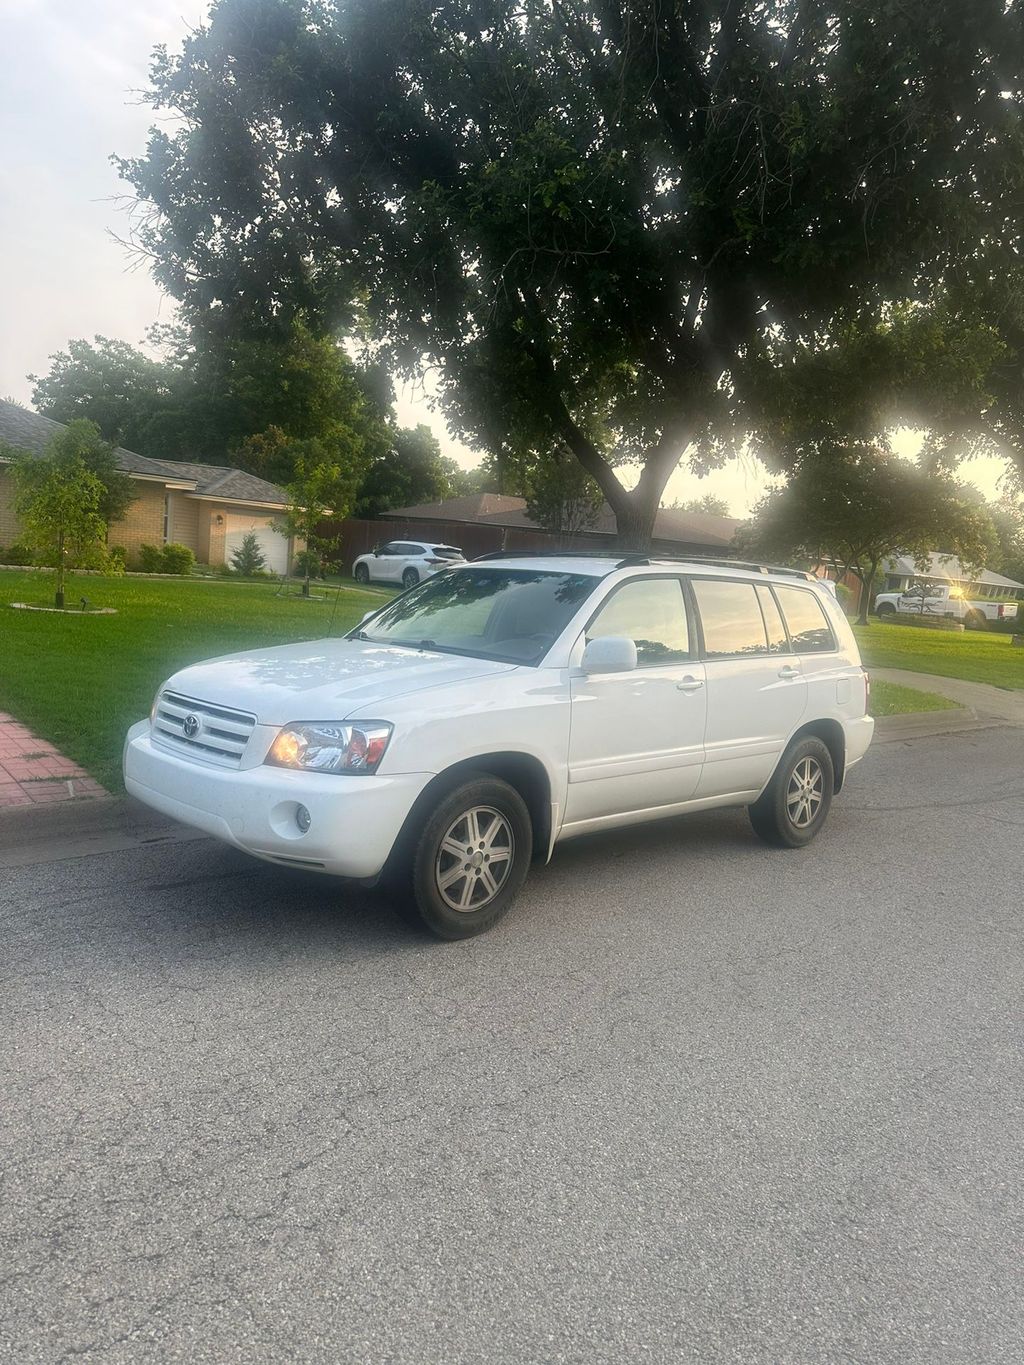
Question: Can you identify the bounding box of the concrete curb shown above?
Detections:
[870,708,1006,743]
[0,796,203,870]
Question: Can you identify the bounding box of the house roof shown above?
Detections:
[0,400,288,507]
[383,494,741,548]
[886,550,1024,591]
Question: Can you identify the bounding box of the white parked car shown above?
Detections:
[874,582,1019,629]
[352,539,465,589]
[124,555,874,939]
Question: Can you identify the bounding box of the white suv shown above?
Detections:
[352,539,465,589]
[124,556,874,939]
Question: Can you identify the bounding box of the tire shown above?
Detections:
[748,736,835,849]
[354,563,370,585]
[396,775,533,939]
[964,609,986,631]
[876,602,896,618]
[402,567,420,589]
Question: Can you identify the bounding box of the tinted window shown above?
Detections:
[756,585,790,654]
[393,542,420,555]
[378,541,399,554]
[586,578,690,665]
[692,579,768,658]
[775,586,837,653]
[431,546,464,559]
[355,568,597,665]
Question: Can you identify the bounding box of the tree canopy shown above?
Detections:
[737,446,998,623]
[118,0,1024,547]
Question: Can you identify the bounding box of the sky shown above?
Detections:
[0,0,1013,517]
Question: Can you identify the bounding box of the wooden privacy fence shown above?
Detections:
[317,517,617,568]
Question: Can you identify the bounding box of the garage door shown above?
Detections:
[223,514,289,574]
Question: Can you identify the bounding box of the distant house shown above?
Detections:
[0,401,295,572]
[881,551,1024,600]
[366,493,742,559]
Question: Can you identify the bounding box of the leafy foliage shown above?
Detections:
[12,449,107,607]
[230,530,268,576]
[161,543,196,575]
[524,450,603,536]
[669,494,732,517]
[118,0,1024,546]
[353,425,460,518]
[737,446,998,624]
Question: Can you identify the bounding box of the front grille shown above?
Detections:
[153,691,257,768]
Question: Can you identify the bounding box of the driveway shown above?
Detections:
[2,728,1022,1363]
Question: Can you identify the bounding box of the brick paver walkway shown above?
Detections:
[0,713,108,807]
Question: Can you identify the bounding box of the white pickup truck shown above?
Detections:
[874,583,1019,629]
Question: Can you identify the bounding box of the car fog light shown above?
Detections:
[295,804,311,834]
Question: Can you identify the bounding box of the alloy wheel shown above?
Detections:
[786,756,824,829]
[435,805,515,912]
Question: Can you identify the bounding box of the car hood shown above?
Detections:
[162,638,518,725]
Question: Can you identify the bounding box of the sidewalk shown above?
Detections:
[0,712,108,807]
[872,668,1024,726]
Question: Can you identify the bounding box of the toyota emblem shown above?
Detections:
[182,713,201,739]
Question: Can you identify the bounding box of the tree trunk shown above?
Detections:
[857,563,878,626]
[55,530,65,609]
[612,492,660,553]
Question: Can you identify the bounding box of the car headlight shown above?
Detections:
[265,722,393,774]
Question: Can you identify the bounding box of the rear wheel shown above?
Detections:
[749,736,834,849]
[397,776,532,939]
[964,609,986,631]
[402,567,420,589]
[354,562,369,585]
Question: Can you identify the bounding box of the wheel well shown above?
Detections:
[790,718,846,792]
[389,753,553,870]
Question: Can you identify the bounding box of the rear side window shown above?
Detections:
[587,578,690,665]
[431,546,464,559]
[756,585,790,654]
[691,580,768,658]
[775,586,837,653]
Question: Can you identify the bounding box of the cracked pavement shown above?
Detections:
[1,727,1022,1363]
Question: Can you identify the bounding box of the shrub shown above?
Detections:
[161,542,195,575]
[138,543,165,572]
[229,530,268,576]
[293,547,324,579]
[992,606,1024,633]
[0,543,34,565]
[834,581,854,613]
[106,545,128,575]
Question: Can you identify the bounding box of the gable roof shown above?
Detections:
[383,493,741,548]
[0,400,288,507]
[885,550,1024,591]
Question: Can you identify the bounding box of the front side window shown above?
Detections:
[692,579,768,658]
[353,568,597,665]
[586,578,690,665]
[775,586,837,653]
[377,541,399,555]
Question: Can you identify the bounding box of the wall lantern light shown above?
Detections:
[214,513,225,526]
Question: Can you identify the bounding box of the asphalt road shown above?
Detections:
[2,728,1022,1364]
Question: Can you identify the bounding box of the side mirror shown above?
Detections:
[580,636,637,675]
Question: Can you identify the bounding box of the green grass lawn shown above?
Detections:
[869,678,962,716]
[0,570,395,790]
[854,621,1024,690]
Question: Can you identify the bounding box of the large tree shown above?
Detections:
[737,446,998,624]
[118,0,1023,548]
[352,424,460,519]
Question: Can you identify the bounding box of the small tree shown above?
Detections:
[279,442,361,597]
[525,450,604,537]
[669,494,732,517]
[737,446,997,625]
[230,530,267,577]
[13,451,107,608]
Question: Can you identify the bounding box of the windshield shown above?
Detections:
[352,567,598,664]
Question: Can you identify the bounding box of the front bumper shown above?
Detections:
[123,721,431,878]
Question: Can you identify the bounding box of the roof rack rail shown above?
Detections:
[470,549,817,582]
[673,556,817,582]
[471,550,622,563]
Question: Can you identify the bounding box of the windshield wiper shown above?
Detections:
[418,639,437,650]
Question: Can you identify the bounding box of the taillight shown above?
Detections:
[998,604,1005,619]
[425,557,445,565]
[863,668,871,707]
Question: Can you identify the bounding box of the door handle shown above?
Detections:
[676,676,704,692]
[778,665,801,680]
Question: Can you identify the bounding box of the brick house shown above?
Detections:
[0,401,296,572]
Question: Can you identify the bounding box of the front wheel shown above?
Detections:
[354,563,370,585]
[748,737,834,849]
[875,602,896,618]
[399,776,533,939]
[402,567,420,590]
